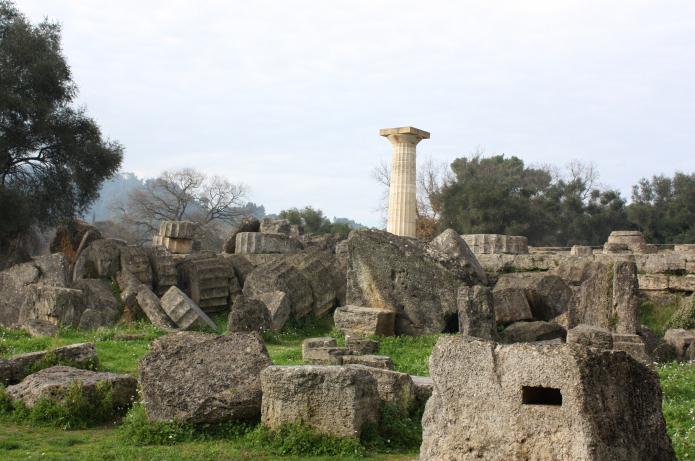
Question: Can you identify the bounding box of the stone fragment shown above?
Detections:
[116,270,144,319]
[32,253,71,287]
[664,329,695,361]
[161,237,193,254]
[639,274,670,291]
[227,295,271,333]
[494,273,574,321]
[222,217,261,253]
[426,229,488,284]
[302,347,351,365]
[0,261,40,326]
[160,286,218,331]
[140,333,271,423]
[78,308,118,330]
[178,256,236,313]
[346,229,467,335]
[6,365,137,410]
[242,260,313,318]
[411,375,434,407]
[612,333,651,364]
[612,261,640,334]
[23,319,59,337]
[341,354,394,369]
[73,238,126,280]
[235,232,303,254]
[668,275,695,292]
[0,342,98,385]
[135,285,177,330]
[603,242,630,254]
[420,336,675,461]
[334,305,395,337]
[260,365,379,438]
[566,324,613,350]
[345,336,379,354]
[252,291,290,332]
[570,245,593,256]
[457,285,496,339]
[606,230,648,253]
[642,253,687,274]
[220,254,256,285]
[345,364,415,413]
[19,285,85,328]
[675,244,695,254]
[501,321,566,343]
[492,288,533,325]
[301,337,337,358]
[72,279,120,329]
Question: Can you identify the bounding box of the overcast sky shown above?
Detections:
[17,0,695,226]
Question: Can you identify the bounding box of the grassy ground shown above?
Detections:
[1,316,694,460]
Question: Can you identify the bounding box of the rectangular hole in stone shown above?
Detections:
[522,386,562,406]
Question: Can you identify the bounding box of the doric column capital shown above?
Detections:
[379,126,430,147]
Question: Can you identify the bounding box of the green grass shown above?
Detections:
[640,299,683,337]
[659,363,695,460]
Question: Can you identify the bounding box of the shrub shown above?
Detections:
[361,403,423,452]
[666,296,695,330]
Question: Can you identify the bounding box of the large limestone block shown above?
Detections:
[227,295,271,333]
[7,365,137,409]
[345,364,415,412]
[146,246,177,296]
[260,365,379,438]
[639,274,670,291]
[260,218,292,235]
[346,229,469,335]
[19,285,85,328]
[575,261,640,334]
[494,273,574,322]
[492,288,533,325]
[140,332,272,423]
[570,245,593,256]
[160,286,217,331]
[668,275,695,292]
[612,333,651,364]
[116,270,144,319]
[161,237,193,254]
[135,285,177,330]
[0,342,98,386]
[345,336,379,354]
[72,279,120,329]
[302,346,351,365]
[341,354,394,370]
[285,251,344,317]
[606,230,648,253]
[663,329,695,361]
[457,285,496,339]
[73,238,126,280]
[253,291,290,332]
[149,331,217,354]
[334,305,395,337]
[426,229,487,284]
[242,260,313,318]
[420,337,675,461]
[641,253,687,274]
[235,232,303,255]
[31,253,70,287]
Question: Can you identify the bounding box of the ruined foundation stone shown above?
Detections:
[494,272,574,322]
[160,286,217,331]
[566,324,613,350]
[178,256,236,313]
[260,365,380,438]
[420,336,675,461]
[457,285,496,339]
[235,232,303,255]
[334,305,395,337]
[242,260,313,318]
[462,234,529,255]
[140,333,271,424]
[0,342,98,386]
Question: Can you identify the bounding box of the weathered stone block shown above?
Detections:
[301,337,337,358]
[222,217,260,253]
[302,347,350,365]
[345,336,379,354]
[140,333,271,423]
[420,336,675,461]
[73,238,126,280]
[253,290,291,332]
[457,285,496,339]
[227,295,271,333]
[494,273,574,322]
[146,245,177,296]
[411,375,433,407]
[334,305,395,337]
[461,234,529,255]
[639,274,670,291]
[162,237,193,254]
[285,252,343,317]
[566,324,613,350]
[6,366,137,409]
[570,245,593,256]
[135,285,177,330]
[664,329,695,361]
[22,319,58,337]
[243,260,313,318]
[0,342,98,386]
[159,221,195,239]
[492,288,533,325]
[160,286,217,331]
[501,321,566,343]
[345,364,415,413]
[19,286,85,328]
[120,245,153,286]
[668,275,695,292]
[426,229,487,284]
[260,218,292,235]
[341,354,394,369]
[178,256,236,313]
[612,333,651,364]
[235,232,302,254]
[261,365,379,438]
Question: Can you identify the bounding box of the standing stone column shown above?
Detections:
[379,126,430,238]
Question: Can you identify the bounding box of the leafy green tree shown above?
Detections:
[627,173,695,243]
[0,1,122,255]
[278,206,352,239]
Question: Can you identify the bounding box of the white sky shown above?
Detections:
[17,0,695,226]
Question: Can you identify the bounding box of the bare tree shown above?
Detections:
[566,159,600,201]
[113,168,248,245]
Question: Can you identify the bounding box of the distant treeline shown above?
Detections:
[431,155,695,246]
